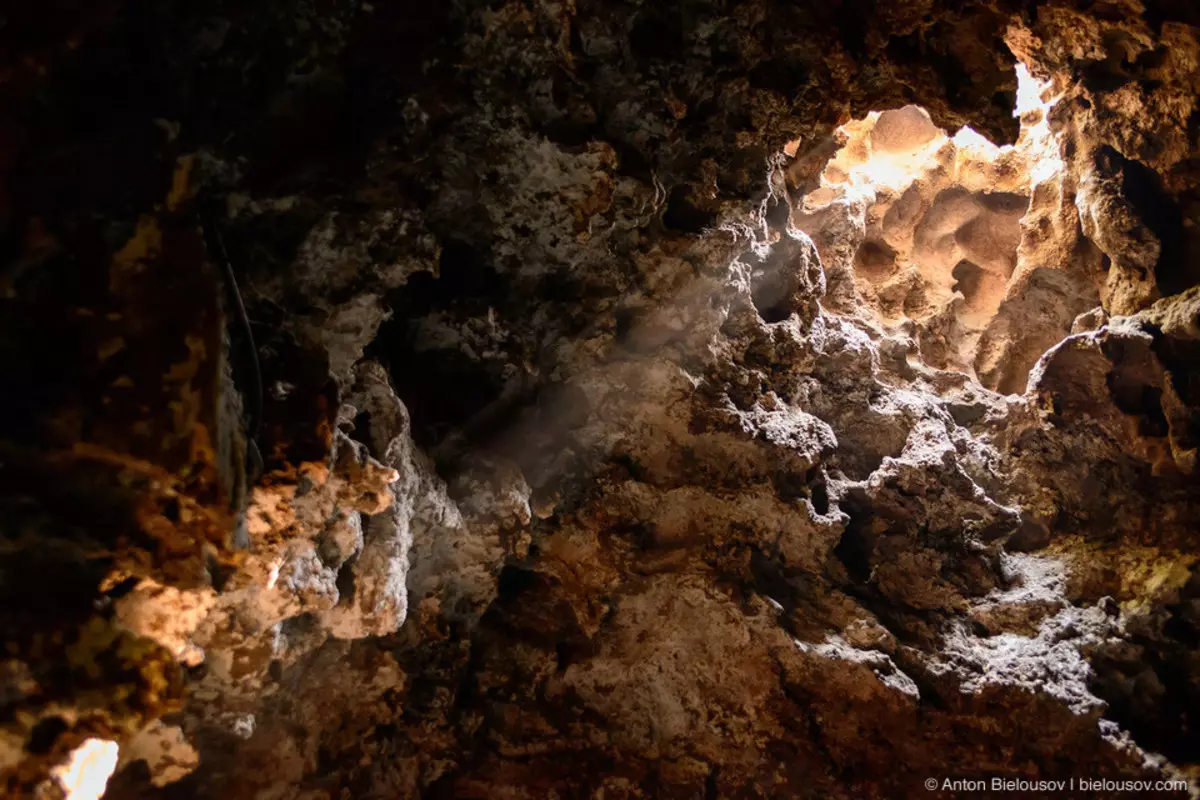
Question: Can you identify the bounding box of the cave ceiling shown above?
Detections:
[2,0,1200,797]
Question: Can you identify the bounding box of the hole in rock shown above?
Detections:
[855,240,898,281]
[1107,372,1170,438]
[662,184,717,233]
[28,716,68,754]
[951,258,984,302]
[751,274,797,324]
[335,552,359,605]
[832,493,875,583]
[787,64,1097,394]
[366,238,509,449]
[810,479,830,516]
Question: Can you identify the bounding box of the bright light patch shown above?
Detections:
[1013,62,1064,185]
[819,106,951,199]
[848,146,942,191]
[952,126,998,154]
[266,557,282,590]
[52,738,119,800]
[1014,63,1052,117]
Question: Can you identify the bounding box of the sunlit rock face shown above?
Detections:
[2,1,1200,798]
[52,739,119,800]
[794,105,1035,386]
[790,85,1105,398]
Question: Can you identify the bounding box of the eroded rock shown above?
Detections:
[2,0,1199,798]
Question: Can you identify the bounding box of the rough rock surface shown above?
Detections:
[1,0,1199,798]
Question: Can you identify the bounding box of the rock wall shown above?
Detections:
[1,1,1198,798]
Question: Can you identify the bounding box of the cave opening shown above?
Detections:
[8,1,1200,795]
[788,63,1077,394]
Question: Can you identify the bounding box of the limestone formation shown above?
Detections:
[1,1,1198,798]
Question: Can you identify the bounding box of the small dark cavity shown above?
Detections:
[611,452,648,482]
[1006,519,1051,552]
[614,307,637,343]
[374,723,400,740]
[1093,145,1190,295]
[335,553,359,605]
[764,195,792,231]
[495,564,539,603]
[408,353,505,448]
[1106,372,1170,438]
[27,716,68,754]
[978,191,1030,215]
[772,469,808,503]
[208,553,237,593]
[947,401,986,427]
[352,409,376,455]
[832,495,875,583]
[833,0,871,58]
[629,7,685,60]
[951,259,984,299]
[748,549,800,614]
[1148,330,1200,450]
[855,239,897,278]
[663,184,717,233]
[609,520,657,551]
[747,59,810,97]
[810,480,830,516]
[105,575,141,600]
[538,270,585,303]
[992,90,1016,116]
[751,272,794,323]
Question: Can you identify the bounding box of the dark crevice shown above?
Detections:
[1148,328,1200,451]
[832,494,876,584]
[352,409,375,456]
[1106,374,1170,438]
[748,60,810,98]
[26,717,67,755]
[751,275,795,324]
[811,480,831,516]
[614,306,637,343]
[1087,583,1200,763]
[366,238,510,449]
[1097,146,1191,296]
[628,8,685,61]
[662,184,717,233]
[335,551,359,606]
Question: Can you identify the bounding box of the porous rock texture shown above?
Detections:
[2,0,1200,798]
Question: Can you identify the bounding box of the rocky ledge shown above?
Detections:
[1,0,1198,798]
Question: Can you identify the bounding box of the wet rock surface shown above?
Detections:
[1,0,1199,798]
